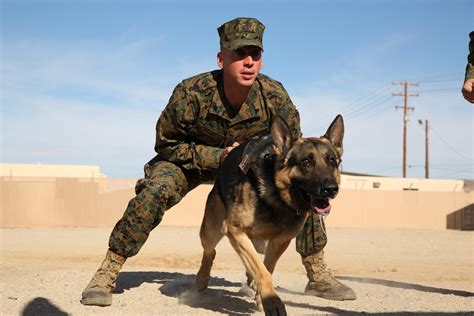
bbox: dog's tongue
[311,197,331,214]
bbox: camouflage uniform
[108,69,326,258]
[466,31,474,82]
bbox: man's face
[217,46,263,87]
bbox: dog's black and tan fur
[195,115,344,315]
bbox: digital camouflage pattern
[466,31,474,81]
[109,69,325,258]
[218,17,265,51]
[296,212,328,257]
[155,70,301,174]
[109,161,192,257]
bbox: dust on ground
[1,227,473,315]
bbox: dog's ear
[271,115,293,154]
[324,114,344,157]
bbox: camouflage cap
[218,17,265,51]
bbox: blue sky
[1,0,473,179]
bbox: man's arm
[155,84,224,172]
[270,86,302,139]
[462,31,474,103]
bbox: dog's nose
[323,184,339,198]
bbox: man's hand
[220,142,240,165]
[462,79,474,103]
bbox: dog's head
[272,115,344,215]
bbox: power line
[414,119,472,162]
[414,73,463,83]
[305,84,394,134]
[302,75,462,138]
[414,119,473,177]
[428,125,472,162]
[430,163,474,167]
[353,97,396,121]
[342,85,392,117]
[344,95,394,120]
[408,164,474,168]
[417,88,459,93]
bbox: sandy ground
[1,226,473,315]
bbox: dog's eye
[300,158,311,167]
[326,155,338,166]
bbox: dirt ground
[1,226,473,315]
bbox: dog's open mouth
[298,187,332,215]
[310,197,331,214]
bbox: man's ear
[324,114,344,157]
[217,52,223,69]
[271,115,293,154]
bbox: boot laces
[311,255,341,286]
[87,253,124,291]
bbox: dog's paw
[195,272,209,292]
[261,294,286,316]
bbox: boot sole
[81,292,112,306]
[304,288,356,301]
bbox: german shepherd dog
[195,115,344,315]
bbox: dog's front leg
[245,237,290,295]
[263,236,292,275]
[226,224,286,316]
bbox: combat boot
[81,250,126,306]
[302,250,356,301]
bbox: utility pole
[393,81,419,178]
[418,119,429,179]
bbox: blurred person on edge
[462,31,474,103]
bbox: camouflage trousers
[296,212,328,257]
[108,160,327,258]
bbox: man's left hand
[220,142,240,165]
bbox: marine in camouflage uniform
[462,31,474,103]
[81,17,355,307]
[109,69,307,258]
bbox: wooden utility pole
[418,119,430,179]
[393,81,419,178]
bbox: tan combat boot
[302,250,356,301]
[81,250,126,306]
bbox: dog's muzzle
[298,183,339,215]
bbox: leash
[297,209,328,236]
[319,214,328,236]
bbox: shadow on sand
[338,276,474,298]
[116,271,257,314]
[114,271,472,315]
[21,297,68,316]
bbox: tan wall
[1,177,472,229]
[329,189,473,229]
[0,163,107,179]
[1,178,99,227]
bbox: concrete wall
[1,176,472,229]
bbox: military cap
[218,17,265,51]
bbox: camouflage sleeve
[466,31,474,81]
[270,85,302,139]
[155,84,224,172]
